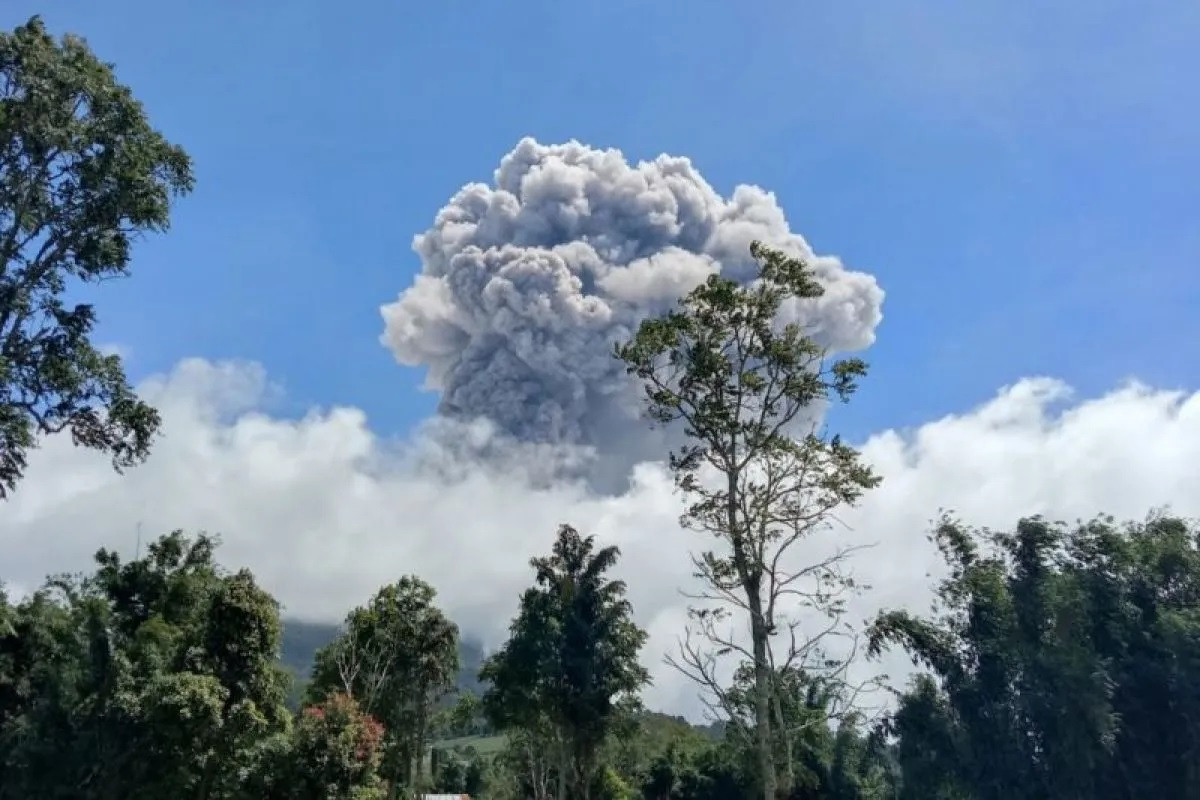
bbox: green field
[431,733,509,755]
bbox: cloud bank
[3,359,1198,718]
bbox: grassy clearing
[432,733,509,755]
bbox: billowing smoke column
[381,138,884,487]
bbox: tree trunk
[194,754,217,800]
[557,731,569,800]
[527,739,550,800]
[749,593,777,800]
[574,740,593,800]
[413,692,427,785]
[730,457,777,800]
[773,683,795,793]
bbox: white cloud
[1,359,1198,719]
[97,342,131,360]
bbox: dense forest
[7,513,1199,799]
[2,15,1199,800]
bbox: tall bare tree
[616,241,880,799]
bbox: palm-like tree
[483,524,649,800]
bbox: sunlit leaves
[870,513,1200,800]
[306,576,459,789]
[0,16,194,498]
[0,531,290,799]
[482,524,650,800]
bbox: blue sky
[5,0,1197,442]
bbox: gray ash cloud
[380,138,884,484]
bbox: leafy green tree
[0,584,12,636]
[284,693,387,800]
[438,689,483,738]
[724,663,830,795]
[194,569,293,799]
[0,17,194,498]
[717,663,895,800]
[482,524,650,800]
[642,740,713,800]
[308,576,459,791]
[869,512,1200,800]
[616,241,880,799]
[0,531,290,800]
[605,710,713,792]
[592,763,638,800]
[492,722,562,800]
[816,721,896,800]
[431,744,488,796]
[638,736,751,800]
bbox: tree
[493,722,562,800]
[725,664,833,796]
[430,744,488,797]
[0,16,194,498]
[307,576,459,791]
[438,690,483,738]
[603,710,712,794]
[481,524,650,800]
[636,732,750,800]
[615,241,880,799]
[284,694,387,800]
[716,663,895,800]
[868,512,1200,800]
[192,569,293,799]
[0,530,290,800]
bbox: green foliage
[869,513,1200,800]
[482,523,650,800]
[592,763,638,800]
[307,576,459,790]
[0,16,194,497]
[430,743,488,796]
[282,693,387,800]
[606,710,714,783]
[434,689,487,739]
[710,663,895,799]
[634,730,750,800]
[490,723,562,800]
[615,241,880,800]
[0,530,289,799]
[279,619,490,716]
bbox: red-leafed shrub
[289,693,387,799]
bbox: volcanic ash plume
[380,138,885,483]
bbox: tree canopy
[869,513,1200,800]
[616,240,880,800]
[0,531,289,800]
[482,524,650,800]
[0,16,193,498]
[307,575,460,792]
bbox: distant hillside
[279,619,489,704]
[641,711,725,742]
[279,619,339,679]
[279,620,724,744]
